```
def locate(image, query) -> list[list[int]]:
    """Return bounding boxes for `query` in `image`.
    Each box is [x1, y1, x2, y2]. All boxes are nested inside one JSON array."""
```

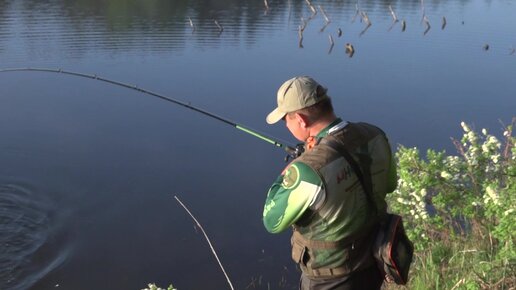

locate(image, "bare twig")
[[320, 22, 330, 33], [298, 25, 304, 48], [328, 34, 334, 54], [360, 11, 371, 26], [305, 0, 317, 18], [389, 5, 398, 22], [358, 10, 372, 36], [214, 19, 224, 34], [421, 0, 426, 24], [423, 15, 431, 35], [188, 17, 195, 32], [264, 0, 270, 15], [174, 195, 235, 290], [401, 19, 407, 32], [351, 3, 360, 23], [359, 22, 371, 37], [300, 16, 307, 32], [442, 16, 447, 30], [319, 5, 331, 24]]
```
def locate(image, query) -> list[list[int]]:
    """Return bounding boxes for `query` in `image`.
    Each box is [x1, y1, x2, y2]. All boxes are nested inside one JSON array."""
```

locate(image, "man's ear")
[[294, 113, 310, 128]]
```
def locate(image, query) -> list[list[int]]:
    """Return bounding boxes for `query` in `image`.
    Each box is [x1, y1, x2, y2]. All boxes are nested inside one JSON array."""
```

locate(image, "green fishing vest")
[[291, 122, 394, 279]]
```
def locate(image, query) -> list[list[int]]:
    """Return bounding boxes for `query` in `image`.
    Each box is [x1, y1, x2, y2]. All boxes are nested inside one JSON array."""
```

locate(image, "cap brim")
[[266, 108, 286, 124]]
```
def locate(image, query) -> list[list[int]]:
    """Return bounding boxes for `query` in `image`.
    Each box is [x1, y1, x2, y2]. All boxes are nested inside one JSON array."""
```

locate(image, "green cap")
[[266, 76, 328, 124]]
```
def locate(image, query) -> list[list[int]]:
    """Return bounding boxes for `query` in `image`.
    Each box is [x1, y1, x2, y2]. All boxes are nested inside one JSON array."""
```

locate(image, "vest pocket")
[[291, 235, 308, 266]]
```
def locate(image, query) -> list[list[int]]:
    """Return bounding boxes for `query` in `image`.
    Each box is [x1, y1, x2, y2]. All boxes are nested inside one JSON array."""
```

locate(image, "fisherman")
[[262, 76, 397, 290]]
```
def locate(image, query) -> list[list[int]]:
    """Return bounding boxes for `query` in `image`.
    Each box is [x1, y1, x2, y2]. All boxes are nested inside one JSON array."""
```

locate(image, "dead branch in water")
[[319, 5, 331, 24], [305, 0, 317, 18], [174, 195, 235, 290], [389, 5, 398, 22], [423, 15, 431, 35], [188, 17, 195, 32], [298, 25, 304, 48], [264, 0, 270, 15], [214, 19, 224, 34], [351, 3, 360, 23], [328, 34, 334, 54]]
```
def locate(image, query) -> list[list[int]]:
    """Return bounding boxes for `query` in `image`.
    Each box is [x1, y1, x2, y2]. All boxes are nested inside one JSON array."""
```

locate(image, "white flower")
[[504, 209, 514, 216], [410, 210, 415, 216], [441, 171, 452, 179], [482, 128, 487, 135], [485, 186, 500, 205], [467, 131, 476, 142], [482, 144, 489, 153], [461, 122, 470, 132], [491, 154, 500, 164], [487, 136, 501, 148], [503, 130, 510, 137], [410, 192, 422, 202]]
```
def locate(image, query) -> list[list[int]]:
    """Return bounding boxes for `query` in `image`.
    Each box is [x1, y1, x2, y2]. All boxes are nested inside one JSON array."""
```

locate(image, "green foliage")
[[387, 119, 516, 289], [142, 283, 177, 290]]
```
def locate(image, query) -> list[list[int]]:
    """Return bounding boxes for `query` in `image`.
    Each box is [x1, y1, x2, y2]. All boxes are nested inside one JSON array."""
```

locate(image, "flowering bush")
[[388, 119, 515, 289], [141, 283, 176, 290]]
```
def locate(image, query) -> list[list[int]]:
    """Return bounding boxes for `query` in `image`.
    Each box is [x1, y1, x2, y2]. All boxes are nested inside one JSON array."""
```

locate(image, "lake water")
[[0, 0, 515, 289]]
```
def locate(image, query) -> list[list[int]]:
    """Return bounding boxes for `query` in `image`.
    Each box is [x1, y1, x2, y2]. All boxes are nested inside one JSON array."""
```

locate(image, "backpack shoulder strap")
[[320, 134, 377, 215]]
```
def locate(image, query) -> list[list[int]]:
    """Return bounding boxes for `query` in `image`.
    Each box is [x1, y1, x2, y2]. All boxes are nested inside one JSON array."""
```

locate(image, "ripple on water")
[[0, 183, 67, 290]]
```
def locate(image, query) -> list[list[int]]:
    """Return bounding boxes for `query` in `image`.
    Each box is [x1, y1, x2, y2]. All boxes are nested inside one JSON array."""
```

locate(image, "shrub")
[[387, 119, 515, 289]]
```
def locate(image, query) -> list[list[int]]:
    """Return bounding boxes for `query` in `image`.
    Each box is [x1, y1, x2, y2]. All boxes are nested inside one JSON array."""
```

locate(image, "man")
[[262, 76, 397, 290]]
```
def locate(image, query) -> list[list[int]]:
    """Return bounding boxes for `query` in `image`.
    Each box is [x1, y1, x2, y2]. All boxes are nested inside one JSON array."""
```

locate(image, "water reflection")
[[0, 0, 484, 57]]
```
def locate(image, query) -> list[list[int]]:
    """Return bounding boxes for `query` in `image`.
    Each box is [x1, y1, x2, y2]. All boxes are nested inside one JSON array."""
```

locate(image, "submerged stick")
[[214, 19, 224, 34], [351, 3, 360, 23], [389, 5, 398, 22], [174, 195, 235, 290], [305, 0, 317, 17], [328, 34, 334, 54], [319, 5, 331, 24], [188, 17, 196, 32], [441, 16, 447, 30], [298, 25, 304, 48], [423, 15, 431, 35], [264, 0, 270, 15], [420, 0, 426, 24]]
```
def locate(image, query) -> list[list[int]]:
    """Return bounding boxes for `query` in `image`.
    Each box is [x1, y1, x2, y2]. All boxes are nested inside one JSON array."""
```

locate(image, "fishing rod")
[[0, 67, 304, 161]]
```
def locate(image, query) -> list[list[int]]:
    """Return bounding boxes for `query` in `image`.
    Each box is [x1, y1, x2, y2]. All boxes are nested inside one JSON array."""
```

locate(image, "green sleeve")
[[262, 161, 324, 233]]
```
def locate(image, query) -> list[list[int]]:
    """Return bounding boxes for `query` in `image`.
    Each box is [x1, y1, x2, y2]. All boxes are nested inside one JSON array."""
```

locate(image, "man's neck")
[[308, 115, 338, 137]]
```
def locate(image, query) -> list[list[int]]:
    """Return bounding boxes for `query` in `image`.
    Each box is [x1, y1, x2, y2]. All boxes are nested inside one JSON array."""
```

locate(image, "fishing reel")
[[284, 143, 305, 162]]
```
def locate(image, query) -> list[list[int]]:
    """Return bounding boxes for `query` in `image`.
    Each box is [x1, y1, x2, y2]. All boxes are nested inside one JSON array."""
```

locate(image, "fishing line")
[[0, 67, 303, 160]]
